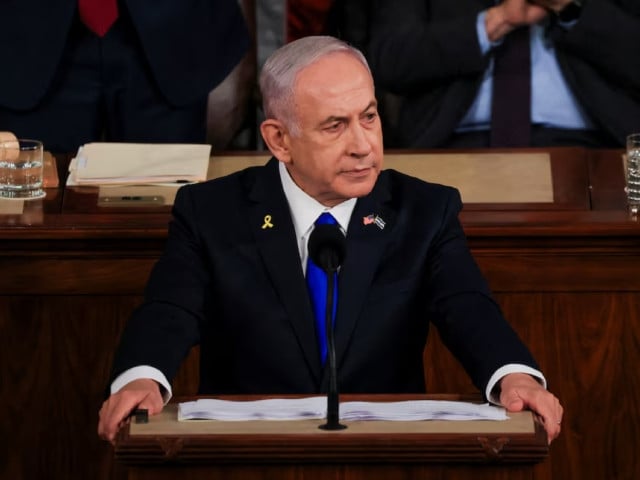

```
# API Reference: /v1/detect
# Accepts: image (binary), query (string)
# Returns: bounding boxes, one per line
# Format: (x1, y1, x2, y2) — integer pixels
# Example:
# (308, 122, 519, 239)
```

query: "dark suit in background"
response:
(111, 158, 538, 396)
(366, 0, 640, 148)
(0, 0, 249, 153)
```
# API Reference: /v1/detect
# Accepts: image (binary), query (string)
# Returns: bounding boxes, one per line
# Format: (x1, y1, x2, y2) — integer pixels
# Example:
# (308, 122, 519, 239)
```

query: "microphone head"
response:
(308, 224, 346, 272)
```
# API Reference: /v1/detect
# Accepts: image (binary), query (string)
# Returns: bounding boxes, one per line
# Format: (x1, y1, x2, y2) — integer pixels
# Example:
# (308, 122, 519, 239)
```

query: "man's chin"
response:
(340, 178, 377, 199)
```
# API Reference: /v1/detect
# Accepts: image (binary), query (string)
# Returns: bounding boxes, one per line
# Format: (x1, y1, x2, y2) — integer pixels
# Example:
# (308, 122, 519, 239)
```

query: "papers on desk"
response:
(178, 397, 508, 422)
(67, 142, 211, 185)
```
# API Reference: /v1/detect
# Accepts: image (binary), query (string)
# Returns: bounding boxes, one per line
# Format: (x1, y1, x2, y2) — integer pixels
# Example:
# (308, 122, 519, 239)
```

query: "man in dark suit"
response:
(366, 0, 640, 148)
(98, 35, 563, 444)
(0, 0, 249, 153)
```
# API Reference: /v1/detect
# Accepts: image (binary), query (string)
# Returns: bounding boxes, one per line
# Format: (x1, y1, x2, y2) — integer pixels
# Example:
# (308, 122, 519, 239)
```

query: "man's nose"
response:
(347, 123, 373, 158)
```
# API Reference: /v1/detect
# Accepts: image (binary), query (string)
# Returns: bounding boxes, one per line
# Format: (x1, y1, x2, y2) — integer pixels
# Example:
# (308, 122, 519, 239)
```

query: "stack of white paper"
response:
(179, 397, 327, 421)
(178, 397, 507, 422)
(67, 142, 211, 185)
(338, 400, 507, 421)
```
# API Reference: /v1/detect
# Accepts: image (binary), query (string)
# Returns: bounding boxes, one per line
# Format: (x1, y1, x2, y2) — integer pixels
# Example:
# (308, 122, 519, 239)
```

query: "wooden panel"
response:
(0, 293, 199, 480)
(0, 296, 136, 480)
(588, 149, 627, 210)
(497, 292, 640, 480)
(127, 464, 538, 480)
(474, 250, 640, 292)
(421, 290, 640, 480)
(0, 257, 157, 294)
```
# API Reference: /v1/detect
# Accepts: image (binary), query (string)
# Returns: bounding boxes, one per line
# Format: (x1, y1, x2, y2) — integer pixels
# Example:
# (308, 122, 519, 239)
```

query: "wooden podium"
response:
(115, 395, 548, 480)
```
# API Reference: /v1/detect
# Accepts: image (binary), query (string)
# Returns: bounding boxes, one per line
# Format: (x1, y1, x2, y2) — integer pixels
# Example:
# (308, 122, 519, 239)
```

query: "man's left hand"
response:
(499, 372, 563, 444)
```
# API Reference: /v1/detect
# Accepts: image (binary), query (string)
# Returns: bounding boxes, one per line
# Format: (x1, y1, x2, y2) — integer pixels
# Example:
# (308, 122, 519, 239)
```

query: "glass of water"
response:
(0, 139, 46, 200)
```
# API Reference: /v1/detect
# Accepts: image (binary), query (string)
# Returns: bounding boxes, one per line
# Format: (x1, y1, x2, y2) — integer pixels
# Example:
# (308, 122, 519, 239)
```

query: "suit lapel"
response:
(331, 173, 396, 377)
(246, 159, 323, 381)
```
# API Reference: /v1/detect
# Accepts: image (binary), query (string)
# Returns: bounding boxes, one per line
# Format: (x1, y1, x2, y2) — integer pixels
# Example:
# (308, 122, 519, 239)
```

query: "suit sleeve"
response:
(423, 188, 539, 395)
(110, 186, 207, 384)
(551, 0, 640, 92)
(367, 0, 488, 94)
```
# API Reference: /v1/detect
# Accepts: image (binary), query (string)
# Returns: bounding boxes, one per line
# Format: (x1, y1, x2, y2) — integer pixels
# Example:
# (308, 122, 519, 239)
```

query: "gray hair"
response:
(259, 36, 371, 136)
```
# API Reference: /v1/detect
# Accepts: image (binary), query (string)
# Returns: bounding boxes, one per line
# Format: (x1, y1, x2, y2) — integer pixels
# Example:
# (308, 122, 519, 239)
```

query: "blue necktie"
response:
(306, 212, 338, 364)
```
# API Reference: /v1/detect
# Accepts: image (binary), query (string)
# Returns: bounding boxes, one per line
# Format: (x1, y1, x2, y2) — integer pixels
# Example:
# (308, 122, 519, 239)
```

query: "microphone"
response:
(308, 223, 347, 431)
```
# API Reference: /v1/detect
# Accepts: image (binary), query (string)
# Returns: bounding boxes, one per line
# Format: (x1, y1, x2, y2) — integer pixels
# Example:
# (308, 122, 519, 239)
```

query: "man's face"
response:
(283, 52, 383, 206)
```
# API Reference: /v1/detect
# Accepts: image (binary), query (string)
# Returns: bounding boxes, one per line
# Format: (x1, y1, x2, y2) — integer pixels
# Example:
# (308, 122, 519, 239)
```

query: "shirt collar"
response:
(278, 161, 356, 240)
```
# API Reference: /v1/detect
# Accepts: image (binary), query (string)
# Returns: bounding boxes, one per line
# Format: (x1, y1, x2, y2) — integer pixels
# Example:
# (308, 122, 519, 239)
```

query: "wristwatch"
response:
(557, 0, 585, 22)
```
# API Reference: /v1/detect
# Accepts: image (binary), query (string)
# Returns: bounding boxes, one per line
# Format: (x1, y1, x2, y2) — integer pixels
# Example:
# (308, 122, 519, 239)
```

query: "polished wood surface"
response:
(115, 394, 547, 480)
(1, 148, 638, 480)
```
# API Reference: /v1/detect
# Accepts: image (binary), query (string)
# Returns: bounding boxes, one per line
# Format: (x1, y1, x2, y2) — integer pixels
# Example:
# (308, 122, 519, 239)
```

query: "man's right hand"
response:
(97, 378, 164, 444)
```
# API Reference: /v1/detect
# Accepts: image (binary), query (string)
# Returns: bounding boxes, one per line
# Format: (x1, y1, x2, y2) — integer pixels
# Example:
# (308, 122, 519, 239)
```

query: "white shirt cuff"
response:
(110, 366, 173, 404)
(485, 364, 547, 405)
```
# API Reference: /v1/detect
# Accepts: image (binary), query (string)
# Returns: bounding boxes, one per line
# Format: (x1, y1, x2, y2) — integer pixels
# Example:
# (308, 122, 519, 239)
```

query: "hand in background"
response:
(0, 131, 19, 162)
(499, 372, 564, 444)
(486, 0, 548, 42)
(97, 378, 164, 444)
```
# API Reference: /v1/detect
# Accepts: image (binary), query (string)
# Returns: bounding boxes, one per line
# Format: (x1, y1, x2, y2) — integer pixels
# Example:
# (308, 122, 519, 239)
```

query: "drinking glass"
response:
(0, 139, 46, 200)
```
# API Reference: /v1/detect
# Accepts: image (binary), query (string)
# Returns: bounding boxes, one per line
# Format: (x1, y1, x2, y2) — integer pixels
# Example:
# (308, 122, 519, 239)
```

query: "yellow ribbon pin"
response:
(261, 214, 274, 229)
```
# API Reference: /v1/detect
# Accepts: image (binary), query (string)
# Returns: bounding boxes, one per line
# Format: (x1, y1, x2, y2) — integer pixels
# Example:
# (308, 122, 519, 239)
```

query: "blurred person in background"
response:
(365, 0, 640, 148)
(0, 0, 249, 153)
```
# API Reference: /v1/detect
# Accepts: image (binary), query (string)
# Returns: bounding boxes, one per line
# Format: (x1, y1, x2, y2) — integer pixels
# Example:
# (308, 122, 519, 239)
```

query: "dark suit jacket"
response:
(111, 159, 538, 397)
(367, 0, 640, 147)
(0, 0, 249, 109)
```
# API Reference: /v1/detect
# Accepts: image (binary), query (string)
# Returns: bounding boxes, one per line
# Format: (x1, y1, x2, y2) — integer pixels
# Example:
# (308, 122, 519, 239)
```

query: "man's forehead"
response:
(296, 57, 372, 96)
(298, 51, 370, 80)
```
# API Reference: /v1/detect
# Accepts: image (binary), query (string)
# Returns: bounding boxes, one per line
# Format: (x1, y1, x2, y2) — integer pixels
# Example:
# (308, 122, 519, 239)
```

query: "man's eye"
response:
(364, 112, 378, 123)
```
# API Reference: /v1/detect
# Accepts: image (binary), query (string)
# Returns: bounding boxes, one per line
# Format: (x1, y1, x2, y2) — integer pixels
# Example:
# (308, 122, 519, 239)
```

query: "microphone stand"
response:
(319, 267, 346, 431)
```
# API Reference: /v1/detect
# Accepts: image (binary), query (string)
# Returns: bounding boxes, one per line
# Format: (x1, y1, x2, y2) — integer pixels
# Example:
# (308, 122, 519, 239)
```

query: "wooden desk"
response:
(115, 394, 547, 480)
(1, 148, 638, 480)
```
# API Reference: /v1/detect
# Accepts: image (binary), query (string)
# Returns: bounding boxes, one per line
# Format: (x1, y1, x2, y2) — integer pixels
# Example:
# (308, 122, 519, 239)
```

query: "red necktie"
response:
(490, 27, 531, 147)
(78, 0, 119, 37)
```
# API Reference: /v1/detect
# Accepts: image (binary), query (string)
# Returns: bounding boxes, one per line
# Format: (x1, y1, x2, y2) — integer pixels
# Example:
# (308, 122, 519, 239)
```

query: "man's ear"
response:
(260, 119, 292, 164)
